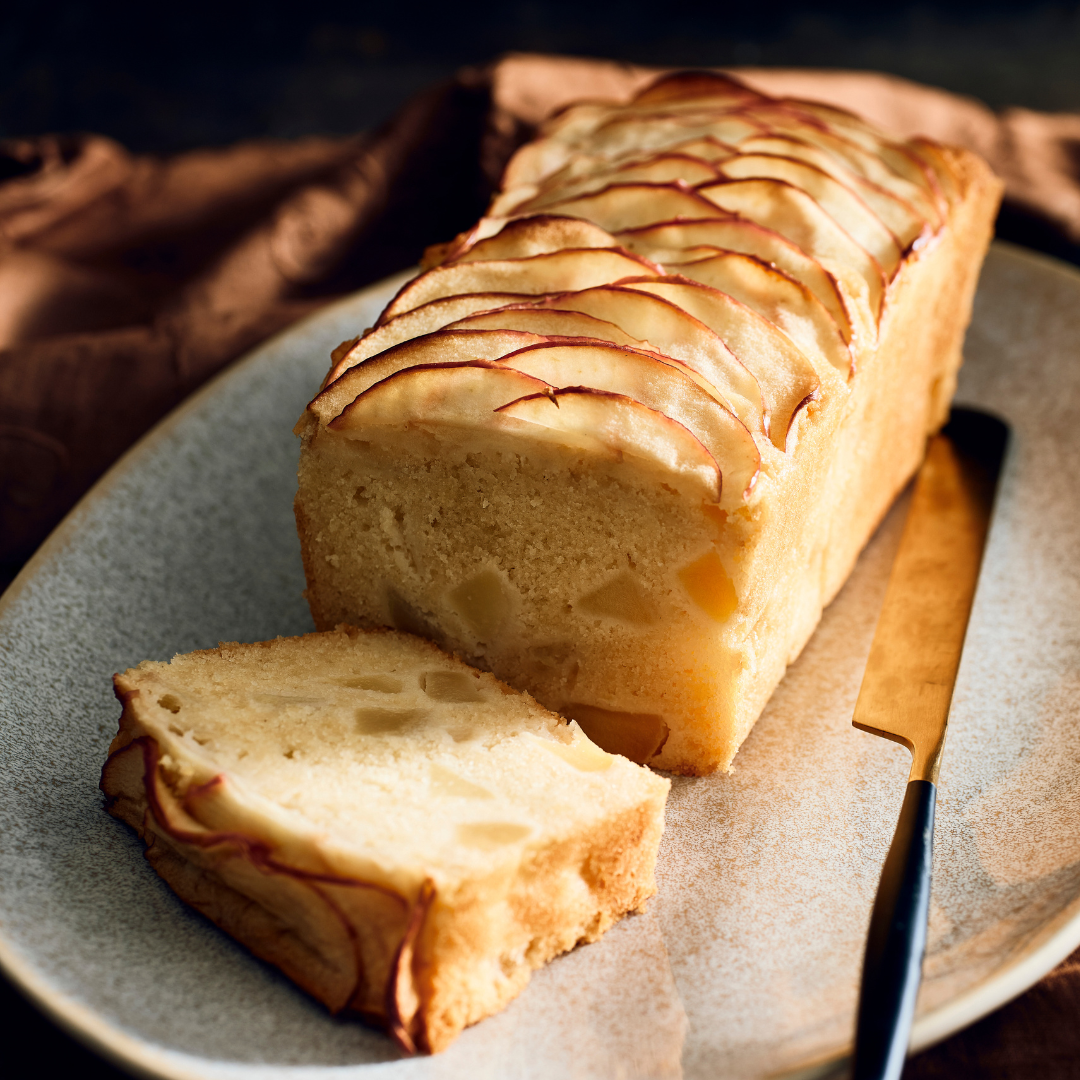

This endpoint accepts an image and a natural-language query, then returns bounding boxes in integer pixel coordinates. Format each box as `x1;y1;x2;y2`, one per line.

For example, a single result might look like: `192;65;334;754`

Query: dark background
2;2;1079;1077
3;0;1080;153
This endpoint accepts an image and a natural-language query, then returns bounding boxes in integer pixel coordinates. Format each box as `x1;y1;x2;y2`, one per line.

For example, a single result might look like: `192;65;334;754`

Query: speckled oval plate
2;242;1079;1080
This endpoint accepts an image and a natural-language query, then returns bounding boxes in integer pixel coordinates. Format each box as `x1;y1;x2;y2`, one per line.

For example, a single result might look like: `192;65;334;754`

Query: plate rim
2;243;1079;1078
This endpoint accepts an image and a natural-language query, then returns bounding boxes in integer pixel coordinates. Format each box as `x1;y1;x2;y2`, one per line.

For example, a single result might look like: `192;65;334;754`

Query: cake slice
100;626;669;1053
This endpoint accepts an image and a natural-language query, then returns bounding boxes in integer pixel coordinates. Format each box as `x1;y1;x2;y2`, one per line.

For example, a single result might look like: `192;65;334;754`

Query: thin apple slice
739;124;944;229
628;254;853;377
696;177;885;322
630;71;768;108
661;135;738;162
496;341;760;506
501;134;585;189
502;115;762;190
712;154;903;276
326;293;533;385
521;154;722;212
380;248;659;322
312;330;550;425
616;217;856;343
760;101;945;208
580;114;769;161
736;136;930;248
908;138;963;208
616;278;822;450
530;285;766;436
446;306;647;349
330;361;554;433
541;101;622;141
498;389;724;504
447;215;620;264
530;182;732;234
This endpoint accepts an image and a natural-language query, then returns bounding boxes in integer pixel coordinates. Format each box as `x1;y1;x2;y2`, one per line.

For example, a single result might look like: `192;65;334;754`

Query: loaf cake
100;626;669;1053
294;70;1002;775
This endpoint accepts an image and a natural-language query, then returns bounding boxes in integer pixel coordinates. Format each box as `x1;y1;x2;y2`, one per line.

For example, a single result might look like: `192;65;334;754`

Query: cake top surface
296;69;976;516
115;627;668;884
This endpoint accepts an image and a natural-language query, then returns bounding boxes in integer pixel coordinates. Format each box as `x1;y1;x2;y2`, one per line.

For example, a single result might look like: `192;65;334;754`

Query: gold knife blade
853;408;1007;782
851;410;1008;1080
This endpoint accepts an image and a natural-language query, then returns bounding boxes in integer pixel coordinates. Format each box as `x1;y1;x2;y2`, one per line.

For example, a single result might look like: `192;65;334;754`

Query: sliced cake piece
100;626;669;1054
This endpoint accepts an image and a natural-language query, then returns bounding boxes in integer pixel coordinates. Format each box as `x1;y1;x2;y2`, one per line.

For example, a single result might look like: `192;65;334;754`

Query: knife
851;407;1008;1080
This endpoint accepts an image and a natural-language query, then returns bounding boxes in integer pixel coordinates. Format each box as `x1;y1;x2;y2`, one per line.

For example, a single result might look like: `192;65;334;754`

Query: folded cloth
1;52;1079;1076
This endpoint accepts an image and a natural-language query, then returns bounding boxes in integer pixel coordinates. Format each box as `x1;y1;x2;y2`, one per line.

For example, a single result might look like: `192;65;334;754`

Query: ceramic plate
2;242;1080;1080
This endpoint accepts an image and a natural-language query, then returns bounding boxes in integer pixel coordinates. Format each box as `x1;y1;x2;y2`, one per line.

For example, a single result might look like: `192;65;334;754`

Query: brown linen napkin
2;52;1079;1075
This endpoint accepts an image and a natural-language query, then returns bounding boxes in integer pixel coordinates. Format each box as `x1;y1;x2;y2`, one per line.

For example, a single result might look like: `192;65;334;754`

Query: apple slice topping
744;123;945;229
526;181;733;234
524;285;766;435
616;217;856;343
324;293;536;386
614;278;823;450
445;215;621;264
518;153;721;212
329;361;554;433
736;136;932;247
380;248;660;322
712;154;903;276
580;114;770;163
631;70;768;109
637;254;853;377
697;177;885;322
495;341;760;506
498;389;723;504
758;100;947;212
311;330;550;424
445;306;648;349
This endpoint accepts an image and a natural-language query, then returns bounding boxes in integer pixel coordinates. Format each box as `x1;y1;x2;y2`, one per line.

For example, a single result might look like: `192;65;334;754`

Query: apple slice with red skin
495;341;761;506
753;100;945;208
380;248;660;322
908;138;963;208
630;70;768;108
330;361;555;433
626;255;853;377
446;215;621;264
520;154;721;212
541;101;628;141
744;119;945;227
498;389;725;504
613;278;823;450
568;114;769;165
501;136;588;191
711;154;903;276
311;330;551;425
616;217;855;343
696;177;885;322
445;306;648;349
501;115;763;190
528;285;766;436
535;140;734;197
325;294;536;386
527;181;733;234
659;135;738;162
735;136;931;248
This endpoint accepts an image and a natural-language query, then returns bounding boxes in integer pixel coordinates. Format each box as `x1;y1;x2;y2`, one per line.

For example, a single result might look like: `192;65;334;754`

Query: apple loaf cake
100;626;669;1053
294;70;1002;775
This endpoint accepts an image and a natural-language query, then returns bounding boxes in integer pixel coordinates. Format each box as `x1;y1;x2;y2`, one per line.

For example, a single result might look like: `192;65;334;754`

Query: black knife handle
853;779;937;1080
